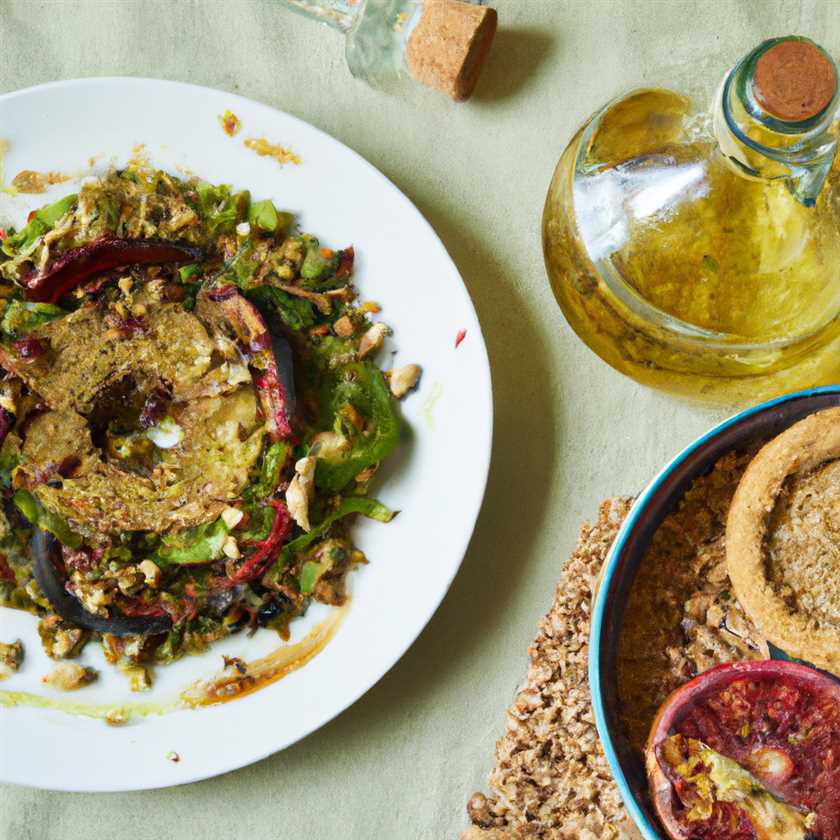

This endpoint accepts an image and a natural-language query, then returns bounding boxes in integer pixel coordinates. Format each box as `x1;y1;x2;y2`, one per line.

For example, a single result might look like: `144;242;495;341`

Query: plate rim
0;75;494;792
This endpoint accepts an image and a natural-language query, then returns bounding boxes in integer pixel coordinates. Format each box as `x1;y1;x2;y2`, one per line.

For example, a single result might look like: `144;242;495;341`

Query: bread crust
726;407;840;674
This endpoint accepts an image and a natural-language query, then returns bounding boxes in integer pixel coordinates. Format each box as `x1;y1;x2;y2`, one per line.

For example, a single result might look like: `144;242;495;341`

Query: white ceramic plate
0;78;492;791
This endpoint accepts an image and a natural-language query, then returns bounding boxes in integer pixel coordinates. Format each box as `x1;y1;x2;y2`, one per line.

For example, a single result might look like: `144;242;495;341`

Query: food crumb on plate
387;364;422;398
0;639;23;677
105;708;129;727
11;170;71;194
42;663;98;691
165;750;181;763
455;328;467;348
219;110;242;137
244;137;301;166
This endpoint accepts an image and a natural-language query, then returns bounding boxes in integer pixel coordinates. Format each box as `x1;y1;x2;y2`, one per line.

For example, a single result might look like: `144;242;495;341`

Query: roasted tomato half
646;660;840;840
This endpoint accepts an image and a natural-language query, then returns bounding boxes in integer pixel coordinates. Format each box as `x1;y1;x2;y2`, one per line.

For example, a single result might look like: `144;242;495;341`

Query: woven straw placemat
461;498;644;840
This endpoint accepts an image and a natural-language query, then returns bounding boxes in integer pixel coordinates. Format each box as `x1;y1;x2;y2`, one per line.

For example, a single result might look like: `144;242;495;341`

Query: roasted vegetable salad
0;165;418;687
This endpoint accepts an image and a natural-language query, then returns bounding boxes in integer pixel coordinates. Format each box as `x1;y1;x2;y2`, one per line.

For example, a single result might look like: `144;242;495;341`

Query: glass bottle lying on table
278;0;497;101
543;36;840;403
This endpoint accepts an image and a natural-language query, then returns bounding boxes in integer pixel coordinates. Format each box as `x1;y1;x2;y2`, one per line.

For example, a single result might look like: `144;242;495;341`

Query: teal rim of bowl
587;383;840;840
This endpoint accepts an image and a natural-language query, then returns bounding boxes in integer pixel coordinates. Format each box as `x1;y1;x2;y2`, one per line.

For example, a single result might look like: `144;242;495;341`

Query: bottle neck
279;0;359;34
713;37;840;207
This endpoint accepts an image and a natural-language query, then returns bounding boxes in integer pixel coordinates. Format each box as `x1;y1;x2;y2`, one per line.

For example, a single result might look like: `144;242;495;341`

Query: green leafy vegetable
2;194;78;257
195;182;250;237
271;495;394;583
298;561;322;595
315;362;400;492
178;263;202;282
298;543;350;595
13;489;82;548
153;517;229;566
223;240;259;289
245;441;289;501
248;285;316;331
299;234;338;281
1;300;67;338
237;502;276;543
248;199;279;233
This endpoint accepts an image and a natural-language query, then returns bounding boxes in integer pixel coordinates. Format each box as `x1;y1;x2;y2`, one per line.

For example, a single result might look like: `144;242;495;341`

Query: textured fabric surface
0;2;837;838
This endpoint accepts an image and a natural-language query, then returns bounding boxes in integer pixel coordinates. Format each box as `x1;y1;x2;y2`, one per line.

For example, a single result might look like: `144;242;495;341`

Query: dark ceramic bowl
588;385;840;839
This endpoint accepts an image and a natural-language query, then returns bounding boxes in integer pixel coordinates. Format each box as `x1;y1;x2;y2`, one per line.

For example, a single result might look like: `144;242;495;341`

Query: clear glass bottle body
278;0;420;89
543;38;840;403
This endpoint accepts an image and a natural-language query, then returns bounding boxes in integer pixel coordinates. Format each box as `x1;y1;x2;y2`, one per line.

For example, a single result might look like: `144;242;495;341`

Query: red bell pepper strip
25;235;203;303
211;289;295;441
223;499;292;586
254;363;294;441
118;597;170;619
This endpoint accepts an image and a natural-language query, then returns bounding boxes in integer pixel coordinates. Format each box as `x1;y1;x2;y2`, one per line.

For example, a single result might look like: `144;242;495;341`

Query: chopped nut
339;402;364;430
42;663;98;691
118;276;133;296
389;363;422;398
116;567;145;596
311;431;350;461
123;665;153;692
138;559;161;588
24;579;50;609
38;615;89;659
358;322;389;359
236;221;251;238
106;708;129;726
72;580;115;616
0;639;23;673
333;315;354;338
222;535;241;559
286;456;316;532
221;506;244;530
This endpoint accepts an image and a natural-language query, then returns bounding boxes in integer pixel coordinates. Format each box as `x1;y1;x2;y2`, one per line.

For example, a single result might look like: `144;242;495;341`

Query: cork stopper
752;39;836;122
406;0;498;102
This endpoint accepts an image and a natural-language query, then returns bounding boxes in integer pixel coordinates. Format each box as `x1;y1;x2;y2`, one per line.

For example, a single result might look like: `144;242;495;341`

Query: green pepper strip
315;362;400;492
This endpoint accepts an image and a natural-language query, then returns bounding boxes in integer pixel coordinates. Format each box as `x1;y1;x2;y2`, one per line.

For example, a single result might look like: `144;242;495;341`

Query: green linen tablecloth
1;1;838;837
